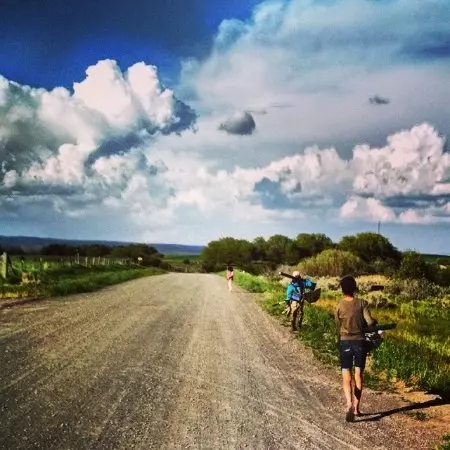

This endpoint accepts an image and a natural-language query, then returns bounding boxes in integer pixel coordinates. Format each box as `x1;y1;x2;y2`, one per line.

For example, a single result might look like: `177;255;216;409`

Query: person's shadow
355;397;448;422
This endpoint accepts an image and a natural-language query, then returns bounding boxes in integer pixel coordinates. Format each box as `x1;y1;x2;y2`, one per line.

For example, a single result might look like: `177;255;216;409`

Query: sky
1;0;450;254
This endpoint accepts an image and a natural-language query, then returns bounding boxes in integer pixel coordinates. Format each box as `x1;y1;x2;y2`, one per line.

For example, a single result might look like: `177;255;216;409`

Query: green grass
258;282;339;365
9;255;126;272
403;411;429;421
435;434;450;450
163;254;200;261
226;270;450;398
163;254;202;273
0;264;165;299
231;271;273;293
42;266;165;297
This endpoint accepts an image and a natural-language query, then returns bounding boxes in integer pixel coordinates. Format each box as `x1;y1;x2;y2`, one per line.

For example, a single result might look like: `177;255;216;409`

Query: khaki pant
290;300;305;330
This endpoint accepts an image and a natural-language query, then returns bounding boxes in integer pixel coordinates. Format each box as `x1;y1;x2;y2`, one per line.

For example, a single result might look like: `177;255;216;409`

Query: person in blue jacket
285;271;315;331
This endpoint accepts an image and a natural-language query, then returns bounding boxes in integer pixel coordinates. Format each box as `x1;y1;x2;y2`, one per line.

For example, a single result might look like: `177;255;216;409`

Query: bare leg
342;369;353;409
228;279;232;291
342;369;355;422
353;368;364;414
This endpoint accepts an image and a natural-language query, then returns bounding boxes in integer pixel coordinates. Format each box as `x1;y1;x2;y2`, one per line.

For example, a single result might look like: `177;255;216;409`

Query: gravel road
0;274;446;449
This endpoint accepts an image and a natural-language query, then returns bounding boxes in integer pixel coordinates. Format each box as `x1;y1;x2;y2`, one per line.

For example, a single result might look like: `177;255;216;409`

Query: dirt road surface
0;274;447;450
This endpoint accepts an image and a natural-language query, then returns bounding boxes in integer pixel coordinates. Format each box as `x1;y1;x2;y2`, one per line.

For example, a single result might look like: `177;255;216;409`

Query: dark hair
227;266;233;271
339;275;358;296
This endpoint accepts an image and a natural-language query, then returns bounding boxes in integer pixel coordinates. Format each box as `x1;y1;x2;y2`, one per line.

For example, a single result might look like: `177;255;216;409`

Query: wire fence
1;252;134;280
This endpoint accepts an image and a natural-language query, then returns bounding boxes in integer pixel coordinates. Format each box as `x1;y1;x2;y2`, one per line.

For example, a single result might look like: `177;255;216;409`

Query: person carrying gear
285;271;315;331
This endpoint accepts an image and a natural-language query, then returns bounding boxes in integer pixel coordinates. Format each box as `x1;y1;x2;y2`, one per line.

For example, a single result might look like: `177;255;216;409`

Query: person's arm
286;284;293;301
334;304;341;341
362;300;376;327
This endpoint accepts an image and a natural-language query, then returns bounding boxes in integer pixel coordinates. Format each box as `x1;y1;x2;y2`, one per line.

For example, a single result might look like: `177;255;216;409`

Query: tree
295;233;334;257
299;249;365;277
431;266;450;287
110;244;162;266
338;232;401;264
4;246;25;255
284;241;304;265
252;236;267;261
397;251;429;280
41;244;76;256
264;235;293;264
82;245;110;257
200;237;255;270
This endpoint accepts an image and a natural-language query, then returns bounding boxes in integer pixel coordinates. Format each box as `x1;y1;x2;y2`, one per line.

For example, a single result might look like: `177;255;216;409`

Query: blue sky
0;0;260;88
1;0;450;254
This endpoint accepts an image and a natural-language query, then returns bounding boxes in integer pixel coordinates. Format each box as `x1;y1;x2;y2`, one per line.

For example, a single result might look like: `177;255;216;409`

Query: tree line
1;243;166;268
200;232;450;285
201;232;399;269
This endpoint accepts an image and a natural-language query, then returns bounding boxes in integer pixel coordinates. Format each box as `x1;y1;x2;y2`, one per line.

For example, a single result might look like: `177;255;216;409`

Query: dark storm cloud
219;111;256;136
369;95;390;105
382;194;450;209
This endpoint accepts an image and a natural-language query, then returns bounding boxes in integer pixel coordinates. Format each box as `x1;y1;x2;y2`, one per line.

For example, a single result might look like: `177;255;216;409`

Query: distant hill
422;254;450;263
0;235;204;256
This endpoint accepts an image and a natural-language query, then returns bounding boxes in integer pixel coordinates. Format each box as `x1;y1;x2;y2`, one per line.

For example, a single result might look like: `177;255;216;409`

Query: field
422;254;450;264
0;252;204;300
162;254;202;273
0;255;164;300
228;270;450;399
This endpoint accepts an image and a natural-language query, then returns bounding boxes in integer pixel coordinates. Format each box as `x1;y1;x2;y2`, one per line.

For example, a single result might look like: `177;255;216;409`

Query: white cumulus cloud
181;0;450;149
1;0;450;247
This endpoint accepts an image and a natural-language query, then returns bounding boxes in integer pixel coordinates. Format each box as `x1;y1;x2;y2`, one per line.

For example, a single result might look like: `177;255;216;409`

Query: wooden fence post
1;252;7;279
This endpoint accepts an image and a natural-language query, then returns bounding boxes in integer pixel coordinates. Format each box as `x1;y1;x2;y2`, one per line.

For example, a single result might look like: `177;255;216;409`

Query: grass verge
435;434;450;450
1;265;165;299
226;270;450;398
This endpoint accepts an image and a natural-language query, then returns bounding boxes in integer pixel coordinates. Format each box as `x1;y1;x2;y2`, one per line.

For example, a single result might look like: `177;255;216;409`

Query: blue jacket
286;281;302;301
286;277;315;302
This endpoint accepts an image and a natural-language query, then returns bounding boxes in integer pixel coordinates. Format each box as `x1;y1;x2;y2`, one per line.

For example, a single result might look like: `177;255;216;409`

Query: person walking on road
285;271;315;331
334;275;376;422
226;266;234;292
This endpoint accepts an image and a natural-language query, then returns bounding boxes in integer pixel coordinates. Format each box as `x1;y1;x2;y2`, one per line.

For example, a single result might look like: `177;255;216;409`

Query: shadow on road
356;397;448;422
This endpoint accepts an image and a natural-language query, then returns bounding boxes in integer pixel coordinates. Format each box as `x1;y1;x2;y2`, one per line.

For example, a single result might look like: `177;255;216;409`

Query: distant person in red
226;265;234;292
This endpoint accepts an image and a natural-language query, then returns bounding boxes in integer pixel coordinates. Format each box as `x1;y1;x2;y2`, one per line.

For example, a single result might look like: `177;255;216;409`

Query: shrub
436;258;450;267
368;258;399;277
386;278;445;302
430;266;450;287
298;249;366;277
233;271;272;293
201;261;219;273
397;251;429;280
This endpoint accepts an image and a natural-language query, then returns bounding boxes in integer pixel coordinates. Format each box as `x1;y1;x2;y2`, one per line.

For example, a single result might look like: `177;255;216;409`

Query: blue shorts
339;340;367;371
